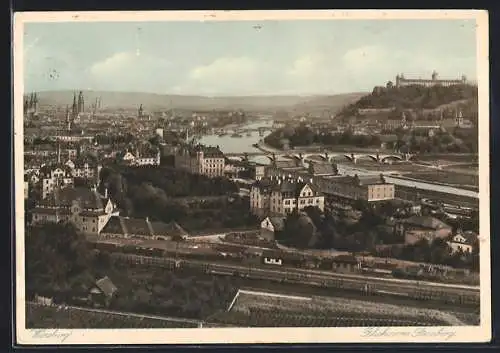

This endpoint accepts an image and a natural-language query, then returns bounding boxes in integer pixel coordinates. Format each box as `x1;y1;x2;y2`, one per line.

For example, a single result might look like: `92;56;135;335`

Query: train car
263;257;283;266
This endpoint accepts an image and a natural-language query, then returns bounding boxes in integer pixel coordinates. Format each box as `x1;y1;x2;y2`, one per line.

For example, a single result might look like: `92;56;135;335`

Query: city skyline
23;19;477;96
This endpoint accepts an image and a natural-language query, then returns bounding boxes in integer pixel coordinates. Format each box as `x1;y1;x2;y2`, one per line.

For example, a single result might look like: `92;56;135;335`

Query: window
300;200;305;205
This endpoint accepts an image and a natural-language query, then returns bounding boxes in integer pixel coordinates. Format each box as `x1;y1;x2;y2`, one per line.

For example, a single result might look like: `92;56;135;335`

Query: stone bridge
227;151;413;164
264;152;413;164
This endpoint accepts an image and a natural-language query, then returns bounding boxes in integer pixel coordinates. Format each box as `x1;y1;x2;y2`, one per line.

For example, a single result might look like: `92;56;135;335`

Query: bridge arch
380;155;403;163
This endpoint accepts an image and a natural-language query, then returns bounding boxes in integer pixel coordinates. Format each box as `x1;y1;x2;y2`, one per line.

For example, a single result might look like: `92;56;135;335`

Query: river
198;119;274;165
198;120;479;199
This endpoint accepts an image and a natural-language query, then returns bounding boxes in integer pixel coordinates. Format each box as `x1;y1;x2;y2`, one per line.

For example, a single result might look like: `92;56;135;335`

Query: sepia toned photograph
14;10;490;345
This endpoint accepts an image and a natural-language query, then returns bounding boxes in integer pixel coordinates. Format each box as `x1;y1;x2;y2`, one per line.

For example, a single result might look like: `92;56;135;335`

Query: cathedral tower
77;91;85;113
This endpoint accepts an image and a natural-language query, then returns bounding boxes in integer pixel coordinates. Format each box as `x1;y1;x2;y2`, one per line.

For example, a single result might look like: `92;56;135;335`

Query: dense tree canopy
276;202;478;271
25;222;95;299
265;126;382;150
99;166;257;231
344;84;477;111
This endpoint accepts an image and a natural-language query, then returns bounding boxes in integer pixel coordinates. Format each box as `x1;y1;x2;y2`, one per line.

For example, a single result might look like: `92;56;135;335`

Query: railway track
111;253;480;304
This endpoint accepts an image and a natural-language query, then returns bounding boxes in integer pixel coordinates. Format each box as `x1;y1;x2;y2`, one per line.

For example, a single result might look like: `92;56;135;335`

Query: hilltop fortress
394;71;470;88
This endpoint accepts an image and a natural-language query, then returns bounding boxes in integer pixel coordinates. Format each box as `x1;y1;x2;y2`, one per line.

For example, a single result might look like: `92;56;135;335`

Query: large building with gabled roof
100;216;189;240
250;176;325;217
31;186;119;235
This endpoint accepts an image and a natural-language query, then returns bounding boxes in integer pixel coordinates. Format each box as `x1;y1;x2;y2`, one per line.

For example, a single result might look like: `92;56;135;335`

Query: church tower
138;104;144;119
72;92;78;118
33;92;39;113
66;105;73;132
77;91;85;113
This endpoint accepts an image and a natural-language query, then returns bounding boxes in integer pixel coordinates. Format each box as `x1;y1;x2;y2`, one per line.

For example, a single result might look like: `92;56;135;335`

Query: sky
23;19;477;96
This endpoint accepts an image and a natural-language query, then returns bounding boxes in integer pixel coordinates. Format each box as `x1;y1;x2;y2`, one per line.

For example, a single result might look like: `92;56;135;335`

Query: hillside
31;90;368;113
338;84;478;117
288;92;367;116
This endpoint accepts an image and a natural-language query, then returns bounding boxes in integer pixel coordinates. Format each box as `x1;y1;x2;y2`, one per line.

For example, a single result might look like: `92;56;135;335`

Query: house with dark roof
260;216;285;241
39;163;75;199
395;215;453;245
100;216;189;240
89;276;118;307
31;186;118;235
69;156;102;180
308;162;337;177
250;177;325;217
447;230;478;254
314;174;395;202
331;254;361;273
175;144;226;177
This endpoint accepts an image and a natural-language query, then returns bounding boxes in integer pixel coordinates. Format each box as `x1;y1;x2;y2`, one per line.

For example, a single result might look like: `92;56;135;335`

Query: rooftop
39;187;108;210
403;215;451;230
101;216;189;239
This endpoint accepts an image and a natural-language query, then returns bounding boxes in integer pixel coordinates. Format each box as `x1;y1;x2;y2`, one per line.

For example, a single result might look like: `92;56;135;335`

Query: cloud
174;56;275;96
88;51;174;91
189;57;258;81
286;54;325;78
90;51;172;77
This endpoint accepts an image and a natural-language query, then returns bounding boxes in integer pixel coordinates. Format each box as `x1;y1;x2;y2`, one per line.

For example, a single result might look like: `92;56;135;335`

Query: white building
250;177;325;217
447;230;477;254
39;164;75;199
31;186;119;235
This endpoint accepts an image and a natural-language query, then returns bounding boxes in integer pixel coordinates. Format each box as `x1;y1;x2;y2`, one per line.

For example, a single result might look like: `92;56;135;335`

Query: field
413;154;478;163
207;289;476;327
395;185;479;209
404;170;479;189
26;303;201;329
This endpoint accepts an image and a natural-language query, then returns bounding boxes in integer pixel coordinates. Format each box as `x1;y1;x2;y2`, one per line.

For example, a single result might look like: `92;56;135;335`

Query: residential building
65;157;102;181
120;146;161;166
315;174;395;202
250;177;325;217
330;255;362;274
308;162;337;177
246;163;266;180
260;216;285;241
395;215;453;245
447;230;478;254
31;186;118;235
175;144;225;177
265;159;307;179
89;276;117;308
39;164;75;199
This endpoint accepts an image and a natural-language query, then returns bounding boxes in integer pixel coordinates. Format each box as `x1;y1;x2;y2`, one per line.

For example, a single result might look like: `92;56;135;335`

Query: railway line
111;253;479;304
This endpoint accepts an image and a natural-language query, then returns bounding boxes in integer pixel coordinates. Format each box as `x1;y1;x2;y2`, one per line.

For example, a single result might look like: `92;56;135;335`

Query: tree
25;222;94;298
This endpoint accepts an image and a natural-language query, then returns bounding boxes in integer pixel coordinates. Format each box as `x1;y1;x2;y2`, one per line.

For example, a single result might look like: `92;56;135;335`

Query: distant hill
288;92;367;116
31;90;368;114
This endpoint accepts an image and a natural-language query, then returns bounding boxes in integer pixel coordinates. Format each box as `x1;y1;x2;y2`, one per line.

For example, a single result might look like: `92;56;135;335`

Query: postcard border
13;9;491;345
